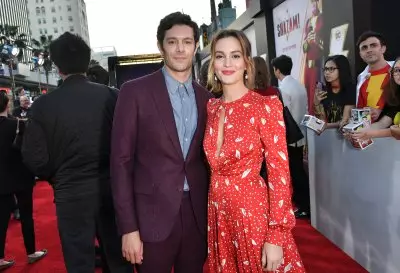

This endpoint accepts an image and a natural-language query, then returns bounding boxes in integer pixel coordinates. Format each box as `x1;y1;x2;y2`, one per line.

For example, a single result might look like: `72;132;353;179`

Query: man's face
20;97;30;108
311;0;319;15
158;25;198;73
359;37;386;65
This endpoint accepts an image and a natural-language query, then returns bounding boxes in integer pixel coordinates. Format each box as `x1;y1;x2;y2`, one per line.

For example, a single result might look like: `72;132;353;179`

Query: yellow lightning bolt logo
366;74;386;108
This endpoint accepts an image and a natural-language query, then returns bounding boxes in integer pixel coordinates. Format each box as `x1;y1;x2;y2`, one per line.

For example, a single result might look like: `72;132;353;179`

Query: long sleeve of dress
259;96;296;247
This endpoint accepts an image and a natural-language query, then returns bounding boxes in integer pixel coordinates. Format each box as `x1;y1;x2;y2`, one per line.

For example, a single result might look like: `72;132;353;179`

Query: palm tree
89;59;100;66
0;24;28;93
32;35;53;93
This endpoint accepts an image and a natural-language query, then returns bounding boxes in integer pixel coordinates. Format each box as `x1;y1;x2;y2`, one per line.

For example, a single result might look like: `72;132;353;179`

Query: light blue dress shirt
162;67;198;191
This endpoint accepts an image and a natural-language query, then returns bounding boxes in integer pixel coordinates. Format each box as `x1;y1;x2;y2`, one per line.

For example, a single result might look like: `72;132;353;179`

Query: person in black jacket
22;32;132;273
12;95;31;119
86;63;111;272
0;92;47;271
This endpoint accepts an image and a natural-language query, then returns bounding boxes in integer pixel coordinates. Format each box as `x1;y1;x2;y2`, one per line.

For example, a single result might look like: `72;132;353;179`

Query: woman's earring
244;71;248;80
214;75;218;81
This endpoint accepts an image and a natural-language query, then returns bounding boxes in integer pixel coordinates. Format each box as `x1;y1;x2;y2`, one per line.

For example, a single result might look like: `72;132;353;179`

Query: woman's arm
352;116;393;141
314;103;326;121
340;105;354;127
259;96;295;246
371;115;393;129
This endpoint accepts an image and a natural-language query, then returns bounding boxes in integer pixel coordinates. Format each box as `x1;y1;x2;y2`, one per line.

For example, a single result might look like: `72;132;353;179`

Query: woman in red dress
204;29;305;273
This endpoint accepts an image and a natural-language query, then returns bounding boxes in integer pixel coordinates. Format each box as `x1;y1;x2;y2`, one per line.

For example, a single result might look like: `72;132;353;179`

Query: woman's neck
331;80;340;94
221;82;249;103
0;111;7;117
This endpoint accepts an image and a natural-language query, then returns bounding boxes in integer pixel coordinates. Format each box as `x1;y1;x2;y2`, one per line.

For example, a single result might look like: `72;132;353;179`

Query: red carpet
4;182;367;273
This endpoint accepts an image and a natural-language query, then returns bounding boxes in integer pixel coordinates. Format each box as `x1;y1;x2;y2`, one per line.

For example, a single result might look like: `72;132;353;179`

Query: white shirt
278;75;308;147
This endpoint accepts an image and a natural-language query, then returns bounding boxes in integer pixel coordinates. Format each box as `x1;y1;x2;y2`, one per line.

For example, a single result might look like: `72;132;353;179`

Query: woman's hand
339;119;349;131
314;89;327;105
390;125;400;140
261;242;283;272
316;122;327;135
351;129;371;142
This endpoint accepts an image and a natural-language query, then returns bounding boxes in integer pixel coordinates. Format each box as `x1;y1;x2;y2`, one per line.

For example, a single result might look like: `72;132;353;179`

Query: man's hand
261;242;283;272
122;231;143;264
370;108;382;122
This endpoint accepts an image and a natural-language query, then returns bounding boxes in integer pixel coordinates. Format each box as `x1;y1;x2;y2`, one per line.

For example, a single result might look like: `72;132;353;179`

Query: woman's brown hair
253;56;271;90
206;29;255;95
384;57;400;107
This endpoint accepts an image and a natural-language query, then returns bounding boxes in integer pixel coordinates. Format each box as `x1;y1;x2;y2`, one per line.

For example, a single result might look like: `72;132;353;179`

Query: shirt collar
162;66;193;94
279;75;292;87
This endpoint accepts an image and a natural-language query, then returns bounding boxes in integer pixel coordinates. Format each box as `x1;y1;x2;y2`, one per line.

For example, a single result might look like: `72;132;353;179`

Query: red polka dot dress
204;91;305;273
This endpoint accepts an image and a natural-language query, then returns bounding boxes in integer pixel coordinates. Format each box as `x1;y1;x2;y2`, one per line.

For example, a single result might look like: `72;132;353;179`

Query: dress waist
211;168;261;180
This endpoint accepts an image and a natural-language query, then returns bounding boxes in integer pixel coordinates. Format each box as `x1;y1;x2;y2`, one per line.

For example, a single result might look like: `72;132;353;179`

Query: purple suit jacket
111;69;211;242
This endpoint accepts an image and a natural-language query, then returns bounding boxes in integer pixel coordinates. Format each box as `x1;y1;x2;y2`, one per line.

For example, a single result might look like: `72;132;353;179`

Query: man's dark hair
50;32;91;75
87;65;109;85
157;12;199;47
0;90;9;113
356;31;386;48
14;87;24;96
271;55;293;76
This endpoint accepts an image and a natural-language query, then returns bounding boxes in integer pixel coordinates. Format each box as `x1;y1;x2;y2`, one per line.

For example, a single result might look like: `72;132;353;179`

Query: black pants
55;194;132;273
0;188;35;258
288;145;310;213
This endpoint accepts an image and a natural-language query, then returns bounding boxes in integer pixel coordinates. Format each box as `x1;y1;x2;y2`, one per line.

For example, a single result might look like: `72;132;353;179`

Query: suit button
178;188;183;192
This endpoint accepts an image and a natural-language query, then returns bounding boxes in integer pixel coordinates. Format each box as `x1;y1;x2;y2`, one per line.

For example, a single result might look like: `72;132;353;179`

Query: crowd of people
0;10;398;273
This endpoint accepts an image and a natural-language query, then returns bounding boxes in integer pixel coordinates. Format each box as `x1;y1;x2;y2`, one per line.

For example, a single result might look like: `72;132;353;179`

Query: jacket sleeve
110;82;139;235
21;103;51;180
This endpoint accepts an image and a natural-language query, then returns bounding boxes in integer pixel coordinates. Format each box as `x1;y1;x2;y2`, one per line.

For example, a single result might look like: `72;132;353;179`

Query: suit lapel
150;70;183;159
187;82;207;161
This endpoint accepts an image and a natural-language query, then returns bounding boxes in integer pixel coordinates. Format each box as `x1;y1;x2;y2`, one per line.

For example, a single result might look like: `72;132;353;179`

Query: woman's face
324;60;339;83
213;37;247;87
392;60;400;85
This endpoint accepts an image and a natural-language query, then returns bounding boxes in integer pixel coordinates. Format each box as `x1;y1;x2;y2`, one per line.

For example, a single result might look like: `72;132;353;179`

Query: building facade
91;46;117;71
27;0;90;45
0;0;32;63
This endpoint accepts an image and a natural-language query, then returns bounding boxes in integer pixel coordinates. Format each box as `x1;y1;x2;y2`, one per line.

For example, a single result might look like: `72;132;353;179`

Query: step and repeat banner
272;0;355;111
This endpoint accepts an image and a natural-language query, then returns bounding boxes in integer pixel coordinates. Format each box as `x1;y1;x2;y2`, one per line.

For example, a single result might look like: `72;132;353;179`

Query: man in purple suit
111;12;212;273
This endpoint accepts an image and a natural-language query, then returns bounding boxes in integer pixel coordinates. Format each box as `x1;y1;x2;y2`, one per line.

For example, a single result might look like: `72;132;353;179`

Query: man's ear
381;45;387;55
157;42;164;57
